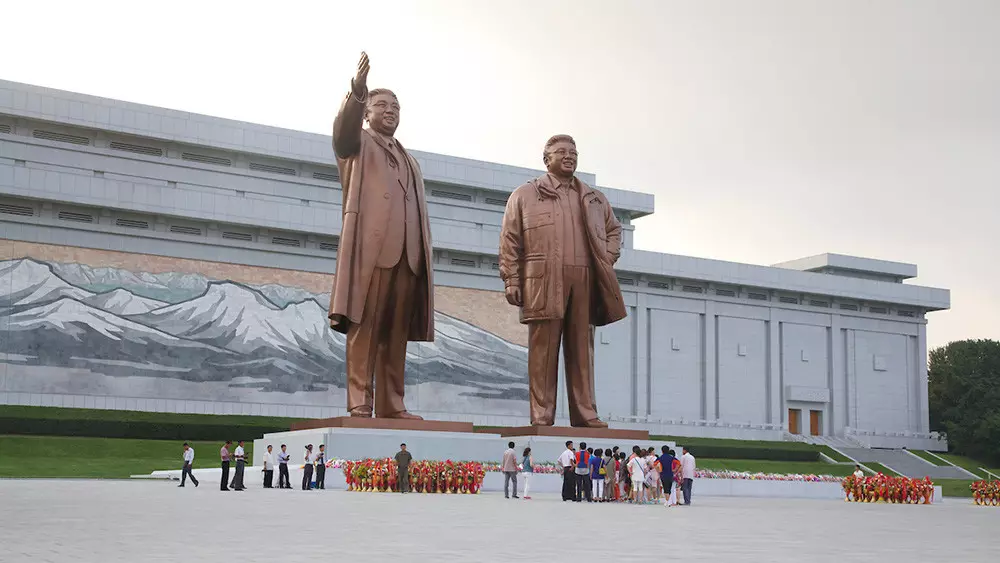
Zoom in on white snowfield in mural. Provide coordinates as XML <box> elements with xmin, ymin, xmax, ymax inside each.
<box><xmin>0</xmin><ymin>258</ymin><xmax>529</xmax><ymax>413</ymax></box>
<box><xmin>84</xmin><ymin>289</ymin><xmax>167</xmax><ymax>315</ymax></box>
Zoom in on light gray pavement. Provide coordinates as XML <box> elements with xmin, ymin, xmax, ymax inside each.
<box><xmin>1</xmin><ymin>479</ymin><xmax>997</xmax><ymax>562</ymax></box>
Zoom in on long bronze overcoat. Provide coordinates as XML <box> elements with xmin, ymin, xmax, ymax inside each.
<box><xmin>498</xmin><ymin>175</ymin><xmax>627</xmax><ymax>326</ymax></box>
<box><xmin>327</xmin><ymin>85</ymin><xmax>434</xmax><ymax>341</ymax></box>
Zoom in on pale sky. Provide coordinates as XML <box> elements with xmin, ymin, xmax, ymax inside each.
<box><xmin>4</xmin><ymin>0</ymin><xmax>998</xmax><ymax>351</ymax></box>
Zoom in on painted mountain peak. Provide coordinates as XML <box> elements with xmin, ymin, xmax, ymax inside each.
<box><xmin>0</xmin><ymin>257</ymin><xmax>93</xmax><ymax>307</ymax></box>
<box><xmin>0</xmin><ymin>257</ymin><xmax>528</xmax><ymax>402</ymax></box>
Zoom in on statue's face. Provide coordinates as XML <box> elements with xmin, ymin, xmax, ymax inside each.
<box><xmin>367</xmin><ymin>92</ymin><xmax>400</xmax><ymax>136</ymax></box>
<box><xmin>544</xmin><ymin>140</ymin><xmax>578</xmax><ymax>177</ymax></box>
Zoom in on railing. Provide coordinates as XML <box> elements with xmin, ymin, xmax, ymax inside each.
<box><xmin>606</xmin><ymin>415</ymin><xmax>784</xmax><ymax>432</ymax></box>
<box><xmin>844</xmin><ymin>427</ymin><xmax>946</xmax><ymax>442</ymax></box>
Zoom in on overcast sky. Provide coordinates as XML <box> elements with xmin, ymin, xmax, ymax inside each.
<box><xmin>4</xmin><ymin>0</ymin><xmax>997</xmax><ymax>350</ymax></box>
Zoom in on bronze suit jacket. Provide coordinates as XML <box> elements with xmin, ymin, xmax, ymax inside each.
<box><xmin>327</xmin><ymin>85</ymin><xmax>435</xmax><ymax>341</ymax></box>
<box><xmin>498</xmin><ymin>175</ymin><xmax>627</xmax><ymax>326</ymax></box>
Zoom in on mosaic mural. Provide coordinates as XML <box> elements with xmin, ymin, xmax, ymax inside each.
<box><xmin>0</xmin><ymin>241</ymin><xmax>529</xmax><ymax>415</ymax></box>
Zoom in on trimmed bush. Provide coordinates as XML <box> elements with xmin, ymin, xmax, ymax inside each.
<box><xmin>670</xmin><ymin>444</ymin><xmax>819</xmax><ymax>462</ymax></box>
<box><xmin>0</xmin><ymin>406</ymin><xmax>300</xmax><ymax>441</ymax></box>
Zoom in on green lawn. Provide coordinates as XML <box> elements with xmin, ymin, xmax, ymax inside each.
<box><xmin>651</xmin><ymin>435</ymin><xmax>818</xmax><ymax>451</ymax></box>
<box><xmin>936</xmin><ymin>479</ymin><xmax>975</xmax><ymax>498</ymax></box>
<box><xmin>817</xmin><ymin>445</ymin><xmax>854</xmax><ymax>463</ymax></box>
<box><xmin>1</xmin><ymin>435</ymin><xmax>854</xmax><ymax>481</ymax></box>
<box><xmin>0</xmin><ymin>435</ymin><xmax>250</xmax><ymax>479</ymax></box>
<box><xmin>936</xmin><ymin>453</ymin><xmax>1000</xmax><ymax>479</ymax></box>
<box><xmin>910</xmin><ymin>449</ymin><xmax>950</xmax><ymax>466</ymax></box>
<box><xmin>697</xmin><ymin>458</ymin><xmax>854</xmax><ymax>476</ymax></box>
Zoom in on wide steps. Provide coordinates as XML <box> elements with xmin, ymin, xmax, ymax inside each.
<box><xmin>837</xmin><ymin>447</ymin><xmax>972</xmax><ymax>479</ymax></box>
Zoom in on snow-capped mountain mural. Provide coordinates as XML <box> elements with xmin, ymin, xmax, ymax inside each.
<box><xmin>0</xmin><ymin>257</ymin><xmax>529</xmax><ymax>411</ymax></box>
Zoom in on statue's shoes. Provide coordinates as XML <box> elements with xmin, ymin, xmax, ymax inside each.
<box><xmin>349</xmin><ymin>408</ymin><xmax>373</xmax><ymax>418</ymax></box>
<box><xmin>580</xmin><ymin>418</ymin><xmax>608</xmax><ymax>429</ymax></box>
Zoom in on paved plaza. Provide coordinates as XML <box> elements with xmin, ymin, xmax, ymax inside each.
<box><xmin>1</xmin><ymin>479</ymin><xmax>997</xmax><ymax>562</ymax></box>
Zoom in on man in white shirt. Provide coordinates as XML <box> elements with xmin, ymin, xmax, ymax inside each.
<box><xmin>262</xmin><ymin>445</ymin><xmax>275</xmax><ymax>488</ymax></box>
<box><xmin>179</xmin><ymin>442</ymin><xmax>199</xmax><ymax>488</ymax></box>
<box><xmin>557</xmin><ymin>441</ymin><xmax>576</xmax><ymax>502</ymax></box>
<box><xmin>680</xmin><ymin>447</ymin><xmax>696</xmax><ymax>505</ymax></box>
<box><xmin>315</xmin><ymin>444</ymin><xmax>327</xmax><ymax>490</ymax></box>
<box><xmin>302</xmin><ymin>444</ymin><xmax>315</xmax><ymax>491</ymax></box>
<box><xmin>231</xmin><ymin>440</ymin><xmax>247</xmax><ymax>491</ymax></box>
<box><xmin>277</xmin><ymin>444</ymin><xmax>291</xmax><ymax>489</ymax></box>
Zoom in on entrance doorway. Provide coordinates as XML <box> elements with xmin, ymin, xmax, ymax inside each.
<box><xmin>788</xmin><ymin>408</ymin><xmax>801</xmax><ymax>434</ymax></box>
<box><xmin>809</xmin><ymin>410</ymin><xmax>822</xmax><ymax>436</ymax></box>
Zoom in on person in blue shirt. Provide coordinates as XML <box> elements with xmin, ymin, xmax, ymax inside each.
<box><xmin>657</xmin><ymin>445</ymin><xmax>676</xmax><ymax>499</ymax></box>
<box><xmin>589</xmin><ymin>448</ymin><xmax>605</xmax><ymax>501</ymax></box>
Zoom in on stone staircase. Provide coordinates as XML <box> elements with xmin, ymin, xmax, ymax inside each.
<box><xmin>798</xmin><ymin>434</ymin><xmax>865</xmax><ymax>450</ymax></box>
<box><xmin>836</xmin><ymin>447</ymin><xmax>976</xmax><ymax>479</ymax></box>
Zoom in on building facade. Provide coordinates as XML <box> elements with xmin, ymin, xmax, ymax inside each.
<box><xmin>0</xmin><ymin>80</ymin><xmax>949</xmax><ymax>448</ymax></box>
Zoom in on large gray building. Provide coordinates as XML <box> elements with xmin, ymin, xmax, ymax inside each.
<box><xmin>0</xmin><ymin>79</ymin><xmax>949</xmax><ymax>449</ymax></box>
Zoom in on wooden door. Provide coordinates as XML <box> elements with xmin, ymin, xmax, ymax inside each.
<box><xmin>810</xmin><ymin>410</ymin><xmax>821</xmax><ymax>436</ymax></box>
<box><xmin>788</xmin><ymin>409</ymin><xmax>800</xmax><ymax>434</ymax></box>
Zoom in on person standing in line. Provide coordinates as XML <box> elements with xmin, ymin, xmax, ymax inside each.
<box><xmin>603</xmin><ymin>448</ymin><xmax>616</xmax><ymax>501</ymax></box>
<box><xmin>315</xmin><ymin>445</ymin><xmax>327</xmax><ymax>490</ymax></box>
<box><xmin>590</xmin><ymin>448</ymin><xmax>605</xmax><ymax>500</ymax></box>
<box><xmin>179</xmin><ymin>442</ymin><xmax>199</xmax><ymax>488</ymax></box>
<box><xmin>619</xmin><ymin>452</ymin><xmax>630</xmax><ymax>501</ymax></box>
<box><xmin>558</xmin><ymin>441</ymin><xmax>576</xmax><ymax>502</ymax></box>
<box><xmin>627</xmin><ymin>446</ymin><xmax>646</xmax><ymax>504</ymax></box>
<box><xmin>680</xmin><ymin>447</ymin><xmax>696</xmax><ymax>505</ymax></box>
<box><xmin>277</xmin><ymin>444</ymin><xmax>291</xmax><ymax>489</ymax></box>
<box><xmin>502</xmin><ymin>441</ymin><xmax>520</xmax><ymax>499</ymax></box>
<box><xmin>670</xmin><ymin>450</ymin><xmax>682</xmax><ymax>506</ymax></box>
<box><xmin>302</xmin><ymin>444</ymin><xmax>315</xmax><ymax>490</ymax></box>
<box><xmin>657</xmin><ymin>446</ymin><xmax>676</xmax><ymax>504</ymax></box>
<box><xmin>520</xmin><ymin>447</ymin><xmax>534</xmax><ymax>500</ymax></box>
<box><xmin>262</xmin><ymin>445</ymin><xmax>275</xmax><ymax>488</ymax></box>
<box><xmin>231</xmin><ymin>440</ymin><xmax>247</xmax><ymax>491</ymax></box>
<box><xmin>394</xmin><ymin>443</ymin><xmax>412</xmax><ymax>493</ymax></box>
<box><xmin>220</xmin><ymin>440</ymin><xmax>232</xmax><ymax>491</ymax></box>
<box><xmin>645</xmin><ymin>447</ymin><xmax>660</xmax><ymax>501</ymax></box>
<box><xmin>575</xmin><ymin>441</ymin><xmax>591</xmax><ymax>502</ymax></box>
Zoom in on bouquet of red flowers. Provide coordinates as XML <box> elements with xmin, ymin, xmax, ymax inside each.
<box><xmin>971</xmin><ymin>480</ymin><xmax>1000</xmax><ymax>506</ymax></box>
<box><xmin>343</xmin><ymin>459</ymin><xmax>486</xmax><ymax>494</ymax></box>
<box><xmin>842</xmin><ymin>473</ymin><xmax>935</xmax><ymax>504</ymax></box>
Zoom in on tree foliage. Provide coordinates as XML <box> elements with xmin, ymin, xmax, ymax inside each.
<box><xmin>928</xmin><ymin>339</ymin><xmax>1000</xmax><ymax>465</ymax></box>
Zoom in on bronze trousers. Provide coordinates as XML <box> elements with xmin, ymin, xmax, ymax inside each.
<box><xmin>527</xmin><ymin>265</ymin><xmax>599</xmax><ymax>426</ymax></box>
<box><xmin>345</xmin><ymin>258</ymin><xmax>418</xmax><ymax>416</ymax></box>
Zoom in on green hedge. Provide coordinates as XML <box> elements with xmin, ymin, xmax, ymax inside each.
<box><xmin>0</xmin><ymin>406</ymin><xmax>300</xmax><ymax>441</ymax></box>
<box><xmin>651</xmin><ymin>435</ymin><xmax>822</xmax><ymax>462</ymax></box>
<box><xmin>672</xmin><ymin>444</ymin><xmax>819</xmax><ymax>462</ymax></box>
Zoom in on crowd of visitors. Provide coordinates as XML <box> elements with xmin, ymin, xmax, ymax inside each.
<box><xmin>544</xmin><ymin>441</ymin><xmax>696</xmax><ymax>505</ymax></box>
<box><xmin>183</xmin><ymin>440</ymin><xmax>697</xmax><ymax>503</ymax></box>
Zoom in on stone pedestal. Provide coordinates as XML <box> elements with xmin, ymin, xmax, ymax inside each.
<box><xmin>290</xmin><ymin>416</ymin><xmax>473</xmax><ymax>433</ymax></box>
<box><xmin>499</xmin><ymin>426</ymin><xmax>650</xmax><ymax>441</ymax></box>
<box><xmin>252</xmin><ymin>423</ymin><xmax>672</xmax><ymax>470</ymax></box>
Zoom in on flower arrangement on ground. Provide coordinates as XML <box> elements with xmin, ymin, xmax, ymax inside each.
<box><xmin>342</xmin><ymin>459</ymin><xmax>485</xmax><ymax>493</ymax></box>
<box><xmin>841</xmin><ymin>474</ymin><xmax>934</xmax><ymax>504</ymax></box>
<box><xmin>970</xmin><ymin>481</ymin><xmax>1000</xmax><ymax>506</ymax></box>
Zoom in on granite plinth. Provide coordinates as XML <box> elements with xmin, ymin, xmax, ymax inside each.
<box><xmin>289</xmin><ymin>417</ymin><xmax>474</xmax><ymax>433</ymax></box>
<box><xmin>499</xmin><ymin>426</ymin><xmax>650</xmax><ymax>441</ymax></box>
